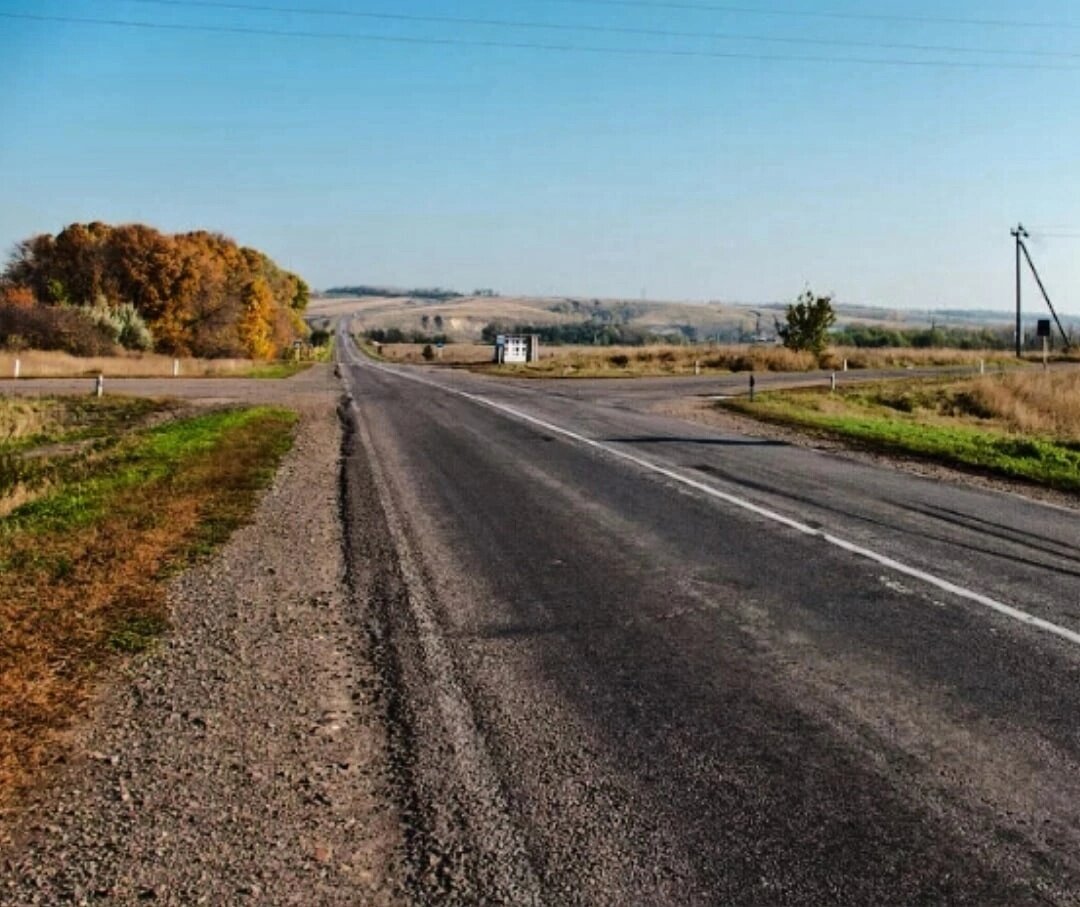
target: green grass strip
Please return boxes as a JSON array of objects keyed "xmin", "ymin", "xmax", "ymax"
[
  {"xmin": 726, "ymin": 394, "xmax": 1080, "ymax": 493},
  {"xmin": 2, "ymin": 407, "xmax": 297, "ymax": 536}
]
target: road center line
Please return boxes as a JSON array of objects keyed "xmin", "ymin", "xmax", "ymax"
[{"xmin": 343, "ymin": 338, "xmax": 1080, "ymax": 649}]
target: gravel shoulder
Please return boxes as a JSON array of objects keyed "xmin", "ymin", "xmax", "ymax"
[{"xmin": 0, "ymin": 366, "xmax": 406, "ymax": 905}]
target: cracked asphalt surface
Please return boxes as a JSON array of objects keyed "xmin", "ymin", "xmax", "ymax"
[{"xmin": 339, "ymin": 334, "xmax": 1080, "ymax": 905}]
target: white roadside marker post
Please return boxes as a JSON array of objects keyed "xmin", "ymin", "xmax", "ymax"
[
  {"xmin": 13, "ymin": 358, "xmax": 19, "ymax": 379},
  {"xmin": 95, "ymin": 375, "xmax": 104, "ymax": 398}
]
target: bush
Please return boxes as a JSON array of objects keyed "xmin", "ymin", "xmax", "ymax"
[
  {"xmin": 608, "ymin": 354, "xmax": 630, "ymax": 367},
  {"xmin": 421, "ymin": 344, "xmax": 435, "ymax": 361},
  {"xmin": 86, "ymin": 299, "xmax": 154, "ymax": 351},
  {"xmin": 0, "ymin": 303, "xmax": 117, "ymax": 356},
  {"xmin": 309, "ymin": 328, "xmax": 331, "ymax": 347}
]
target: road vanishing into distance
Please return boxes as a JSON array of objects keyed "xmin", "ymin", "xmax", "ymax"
[{"xmin": 338, "ymin": 330, "xmax": 1080, "ymax": 906}]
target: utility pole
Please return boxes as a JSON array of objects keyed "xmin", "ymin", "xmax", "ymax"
[{"xmin": 1011, "ymin": 223, "xmax": 1028, "ymax": 357}]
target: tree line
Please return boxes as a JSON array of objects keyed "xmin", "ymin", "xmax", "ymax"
[{"xmin": 1, "ymin": 222, "xmax": 309, "ymax": 359}]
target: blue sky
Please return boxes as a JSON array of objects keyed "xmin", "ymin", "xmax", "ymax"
[{"xmin": 1, "ymin": 0, "xmax": 1079, "ymax": 312}]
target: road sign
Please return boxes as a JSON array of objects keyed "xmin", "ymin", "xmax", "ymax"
[{"xmin": 1037, "ymin": 319, "xmax": 1051, "ymax": 337}]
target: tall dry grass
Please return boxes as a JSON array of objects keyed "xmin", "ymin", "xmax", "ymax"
[
  {"xmin": 823, "ymin": 347, "xmax": 1016, "ymax": 370},
  {"xmin": 962, "ymin": 369, "xmax": 1080, "ymax": 441},
  {"xmin": 0, "ymin": 350, "xmax": 256, "ymax": 379},
  {"xmin": 376, "ymin": 341, "xmax": 1021, "ymax": 376},
  {"xmin": 0, "ymin": 399, "xmax": 57, "ymax": 443}
]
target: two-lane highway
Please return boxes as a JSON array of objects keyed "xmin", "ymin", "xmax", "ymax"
[{"xmin": 339, "ymin": 332, "xmax": 1080, "ymax": 905}]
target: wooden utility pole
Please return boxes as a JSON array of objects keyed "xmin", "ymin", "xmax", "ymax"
[{"xmin": 1011, "ymin": 223, "xmax": 1028, "ymax": 357}]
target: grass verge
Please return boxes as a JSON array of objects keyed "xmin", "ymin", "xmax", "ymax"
[
  {"xmin": 723, "ymin": 373, "xmax": 1080, "ymax": 493},
  {"xmin": 0, "ymin": 404, "xmax": 297, "ymax": 803},
  {"xmin": 241, "ymin": 361, "xmax": 313, "ymax": 379}
]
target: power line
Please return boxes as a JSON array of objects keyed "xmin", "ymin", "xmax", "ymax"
[
  {"xmin": 4, "ymin": 11, "xmax": 1080, "ymax": 71},
  {"xmin": 525, "ymin": 0, "xmax": 1080, "ymax": 32},
  {"xmin": 98, "ymin": 0, "xmax": 1080, "ymax": 61}
]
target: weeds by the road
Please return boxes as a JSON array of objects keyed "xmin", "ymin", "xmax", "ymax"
[
  {"xmin": 0, "ymin": 402, "xmax": 296, "ymax": 803},
  {"xmin": 724, "ymin": 369, "xmax": 1080, "ymax": 492},
  {"xmin": 0, "ymin": 350, "xmax": 319, "ymax": 380}
]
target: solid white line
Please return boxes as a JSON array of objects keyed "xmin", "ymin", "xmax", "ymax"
[{"xmin": 341, "ymin": 335, "xmax": 1080, "ymax": 648}]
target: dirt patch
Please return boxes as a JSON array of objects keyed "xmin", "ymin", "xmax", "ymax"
[
  {"xmin": 654, "ymin": 396, "xmax": 1080, "ymax": 512},
  {"xmin": 0, "ymin": 366, "xmax": 406, "ymax": 905}
]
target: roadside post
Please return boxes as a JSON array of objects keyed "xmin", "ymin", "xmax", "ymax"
[
  {"xmin": 749, "ymin": 374, "xmax": 756, "ymax": 402},
  {"xmin": 1037, "ymin": 319, "xmax": 1051, "ymax": 370},
  {"xmin": 979, "ymin": 359, "xmax": 985, "ymax": 375},
  {"xmin": 843, "ymin": 358, "xmax": 848, "ymax": 372},
  {"xmin": 13, "ymin": 358, "xmax": 19, "ymax": 379},
  {"xmin": 94, "ymin": 375, "xmax": 104, "ymax": 398},
  {"xmin": 830, "ymin": 372, "xmax": 837, "ymax": 393},
  {"xmin": 695, "ymin": 359, "xmax": 700, "ymax": 376},
  {"xmin": 173, "ymin": 358, "xmax": 180, "ymax": 377}
]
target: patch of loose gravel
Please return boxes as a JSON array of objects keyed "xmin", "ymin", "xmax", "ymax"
[
  {"xmin": 0, "ymin": 366, "xmax": 406, "ymax": 905},
  {"xmin": 655, "ymin": 396, "xmax": 1080, "ymax": 512}
]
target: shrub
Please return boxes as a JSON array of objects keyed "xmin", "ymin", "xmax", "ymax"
[
  {"xmin": 0, "ymin": 303, "xmax": 117, "ymax": 356},
  {"xmin": 608, "ymin": 354, "xmax": 630, "ymax": 367},
  {"xmin": 421, "ymin": 344, "xmax": 435, "ymax": 361}
]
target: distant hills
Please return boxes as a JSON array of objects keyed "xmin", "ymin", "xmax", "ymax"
[{"xmin": 311, "ymin": 290, "xmax": 1078, "ymax": 346}]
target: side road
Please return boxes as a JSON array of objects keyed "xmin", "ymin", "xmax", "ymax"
[{"xmin": 0, "ymin": 367, "xmax": 406, "ymax": 905}]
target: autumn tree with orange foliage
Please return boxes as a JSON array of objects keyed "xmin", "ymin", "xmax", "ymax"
[{"xmin": 1, "ymin": 222, "xmax": 309, "ymax": 359}]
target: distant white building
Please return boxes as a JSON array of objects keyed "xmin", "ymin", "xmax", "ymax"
[{"xmin": 494, "ymin": 334, "xmax": 541, "ymax": 364}]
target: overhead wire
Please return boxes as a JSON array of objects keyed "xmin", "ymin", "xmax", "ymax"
[
  {"xmin": 94, "ymin": 0, "xmax": 1080, "ymax": 61},
  {"xmin": 521, "ymin": 0, "xmax": 1080, "ymax": 32},
  {"xmin": 4, "ymin": 10, "xmax": 1080, "ymax": 70}
]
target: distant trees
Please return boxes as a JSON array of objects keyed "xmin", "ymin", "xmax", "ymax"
[
  {"xmin": 780, "ymin": 290, "xmax": 836, "ymax": 355},
  {"xmin": 0, "ymin": 222, "xmax": 309, "ymax": 358},
  {"xmin": 831, "ymin": 324, "xmax": 1011, "ymax": 350}
]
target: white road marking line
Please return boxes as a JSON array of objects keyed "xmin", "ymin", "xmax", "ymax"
[{"xmin": 341, "ymin": 335, "xmax": 1080, "ymax": 648}]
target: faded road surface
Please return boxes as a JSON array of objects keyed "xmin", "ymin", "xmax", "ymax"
[{"xmin": 340, "ymin": 332, "xmax": 1080, "ymax": 906}]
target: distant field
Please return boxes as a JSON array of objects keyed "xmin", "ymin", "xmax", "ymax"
[
  {"xmin": 0, "ymin": 350, "xmax": 311, "ymax": 379},
  {"xmin": 722, "ymin": 369, "xmax": 1080, "ymax": 492}
]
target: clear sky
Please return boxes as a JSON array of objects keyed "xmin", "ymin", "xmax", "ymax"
[{"xmin": 1, "ymin": 0, "xmax": 1079, "ymax": 312}]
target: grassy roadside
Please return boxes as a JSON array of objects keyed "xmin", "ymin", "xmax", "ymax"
[
  {"xmin": 721, "ymin": 371, "xmax": 1080, "ymax": 493},
  {"xmin": 242, "ymin": 361, "xmax": 314, "ymax": 379},
  {"xmin": 367, "ymin": 340, "xmax": 1029, "ymax": 378},
  {"xmin": 0, "ymin": 400, "xmax": 297, "ymax": 803}
]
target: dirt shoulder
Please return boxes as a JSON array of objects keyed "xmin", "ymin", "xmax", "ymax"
[
  {"xmin": 655, "ymin": 396, "xmax": 1080, "ymax": 512},
  {"xmin": 0, "ymin": 366, "xmax": 406, "ymax": 905}
]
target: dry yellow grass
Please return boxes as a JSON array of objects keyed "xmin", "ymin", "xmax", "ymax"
[
  {"xmin": 962, "ymin": 369, "xmax": 1080, "ymax": 441},
  {"xmin": 822, "ymin": 347, "xmax": 1017, "ymax": 370},
  {"xmin": 0, "ymin": 399, "xmax": 57, "ymax": 442},
  {"xmin": 0, "ymin": 408, "xmax": 296, "ymax": 803},
  {"xmin": 376, "ymin": 342, "xmax": 494, "ymax": 364},
  {"xmin": 0, "ymin": 350, "xmax": 257, "ymax": 379},
  {"xmin": 374, "ymin": 341, "xmax": 1023, "ymax": 376}
]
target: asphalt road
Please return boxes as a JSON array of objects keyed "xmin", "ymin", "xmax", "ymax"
[{"xmin": 339, "ymin": 333, "xmax": 1080, "ymax": 906}]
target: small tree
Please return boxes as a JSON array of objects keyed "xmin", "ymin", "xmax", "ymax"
[
  {"xmin": 421, "ymin": 343, "xmax": 435, "ymax": 361},
  {"xmin": 780, "ymin": 290, "xmax": 836, "ymax": 355}
]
